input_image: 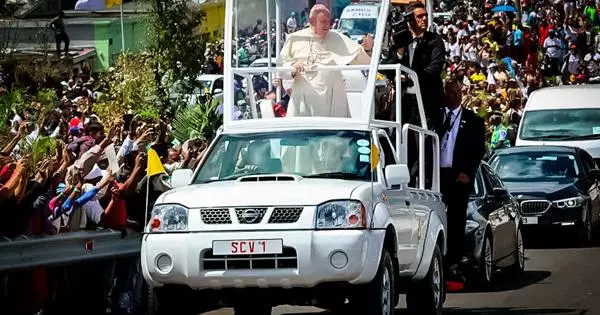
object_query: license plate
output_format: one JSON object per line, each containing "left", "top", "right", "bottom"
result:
{"left": 212, "top": 239, "right": 283, "bottom": 255}
{"left": 523, "top": 216, "right": 539, "bottom": 225}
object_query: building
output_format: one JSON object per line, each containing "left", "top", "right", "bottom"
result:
{"left": 0, "top": 0, "right": 148, "bottom": 71}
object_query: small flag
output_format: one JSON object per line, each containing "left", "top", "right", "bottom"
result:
{"left": 147, "top": 148, "right": 166, "bottom": 177}
{"left": 371, "top": 144, "right": 379, "bottom": 170}
{"left": 105, "top": 0, "right": 122, "bottom": 8}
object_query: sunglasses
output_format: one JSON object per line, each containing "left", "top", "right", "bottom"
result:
{"left": 415, "top": 13, "right": 427, "bottom": 19}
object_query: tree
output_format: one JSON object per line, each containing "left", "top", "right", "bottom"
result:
{"left": 145, "top": 0, "right": 207, "bottom": 109}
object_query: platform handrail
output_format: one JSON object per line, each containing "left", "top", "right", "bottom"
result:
{"left": 401, "top": 124, "right": 440, "bottom": 192}
{"left": 0, "top": 229, "right": 141, "bottom": 272}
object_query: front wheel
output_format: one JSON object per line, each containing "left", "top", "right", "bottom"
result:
{"left": 504, "top": 227, "right": 525, "bottom": 278}
{"left": 405, "top": 244, "right": 444, "bottom": 315}
{"left": 348, "top": 249, "right": 395, "bottom": 315}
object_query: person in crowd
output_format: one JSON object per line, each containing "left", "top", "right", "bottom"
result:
{"left": 49, "top": 11, "right": 70, "bottom": 57}
{"left": 489, "top": 111, "right": 511, "bottom": 153}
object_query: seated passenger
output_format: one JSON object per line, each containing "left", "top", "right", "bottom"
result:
{"left": 277, "top": 4, "right": 374, "bottom": 118}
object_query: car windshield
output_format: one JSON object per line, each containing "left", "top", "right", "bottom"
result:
{"left": 338, "top": 19, "right": 377, "bottom": 36}
{"left": 490, "top": 152, "right": 580, "bottom": 181}
{"left": 519, "top": 109, "right": 600, "bottom": 140}
{"left": 194, "top": 130, "right": 373, "bottom": 184}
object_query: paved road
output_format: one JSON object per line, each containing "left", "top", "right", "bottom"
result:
{"left": 201, "top": 238, "right": 600, "bottom": 315}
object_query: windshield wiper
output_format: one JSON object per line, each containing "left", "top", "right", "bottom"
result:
{"left": 522, "top": 135, "right": 575, "bottom": 140}
{"left": 304, "top": 172, "right": 366, "bottom": 180}
{"left": 562, "top": 134, "right": 600, "bottom": 140}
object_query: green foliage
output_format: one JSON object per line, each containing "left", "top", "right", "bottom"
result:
{"left": 171, "top": 99, "right": 222, "bottom": 143}
{"left": 93, "top": 53, "right": 159, "bottom": 122}
{"left": 34, "top": 88, "right": 59, "bottom": 115}
{"left": 19, "top": 136, "right": 57, "bottom": 167}
{"left": 145, "top": 0, "right": 207, "bottom": 97}
{"left": 0, "top": 88, "right": 25, "bottom": 137}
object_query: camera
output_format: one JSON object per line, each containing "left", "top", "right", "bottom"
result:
{"left": 387, "top": 6, "right": 414, "bottom": 48}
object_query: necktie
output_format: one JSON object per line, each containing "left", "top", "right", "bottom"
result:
{"left": 440, "top": 110, "right": 453, "bottom": 136}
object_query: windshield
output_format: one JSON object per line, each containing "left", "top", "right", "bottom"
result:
{"left": 338, "top": 18, "right": 377, "bottom": 36}
{"left": 490, "top": 152, "right": 580, "bottom": 181}
{"left": 194, "top": 130, "right": 373, "bottom": 184}
{"left": 519, "top": 109, "right": 600, "bottom": 140}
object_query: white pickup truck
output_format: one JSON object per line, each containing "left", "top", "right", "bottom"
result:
{"left": 142, "top": 1, "right": 447, "bottom": 314}
{"left": 142, "top": 119, "right": 447, "bottom": 315}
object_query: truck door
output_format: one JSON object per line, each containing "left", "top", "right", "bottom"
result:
{"left": 375, "top": 130, "right": 417, "bottom": 271}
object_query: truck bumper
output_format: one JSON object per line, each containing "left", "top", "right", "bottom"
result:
{"left": 141, "top": 229, "right": 385, "bottom": 289}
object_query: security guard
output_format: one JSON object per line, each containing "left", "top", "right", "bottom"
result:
{"left": 489, "top": 111, "right": 511, "bottom": 153}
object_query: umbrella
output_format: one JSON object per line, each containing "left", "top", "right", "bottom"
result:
{"left": 491, "top": 5, "right": 516, "bottom": 12}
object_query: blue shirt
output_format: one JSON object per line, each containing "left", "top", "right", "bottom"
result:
{"left": 513, "top": 29, "right": 523, "bottom": 46}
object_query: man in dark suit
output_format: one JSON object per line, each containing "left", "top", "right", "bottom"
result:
{"left": 436, "top": 79, "right": 486, "bottom": 278}
{"left": 381, "top": 2, "right": 446, "bottom": 188}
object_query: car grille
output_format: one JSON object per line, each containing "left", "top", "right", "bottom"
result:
{"left": 269, "top": 208, "right": 304, "bottom": 223}
{"left": 520, "top": 200, "right": 551, "bottom": 215}
{"left": 235, "top": 208, "right": 267, "bottom": 224}
{"left": 202, "top": 247, "right": 298, "bottom": 270}
{"left": 199, "top": 207, "right": 304, "bottom": 224}
{"left": 200, "top": 209, "right": 232, "bottom": 224}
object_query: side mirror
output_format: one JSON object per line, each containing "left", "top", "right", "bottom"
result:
{"left": 492, "top": 187, "right": 509, "bottom": 199}
{"left": 213, "top": 88, "right": 223, "bottom": 94}
{"left": 171, "top": 169, "right": 193, "bottom": 188}
{"left": 385, "top": 164, "right": 410, "bottom": 186}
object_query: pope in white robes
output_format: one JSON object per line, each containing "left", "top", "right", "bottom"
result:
{"left": 277, "top": 4, "right": 374, "bottom": 118}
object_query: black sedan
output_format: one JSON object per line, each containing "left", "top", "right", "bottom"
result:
{"left": 461, "top": 162, "right": 524, "bottom": 289}
{"left": 488, "top": 146, "right": 600, "bottom": 244}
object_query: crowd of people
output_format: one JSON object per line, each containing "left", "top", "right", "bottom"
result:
{"left": 435, "top": 0, "right": 600, "bottom": 155}
{"left": 1, "top": 0, "right": 599, "bottom": 313}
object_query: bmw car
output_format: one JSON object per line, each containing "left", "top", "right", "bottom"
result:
{"left": 489, "top": 146, "right": 600, "bottom": 244}
{"left": 461, "top": 162, "right": 524, "bottom": 289}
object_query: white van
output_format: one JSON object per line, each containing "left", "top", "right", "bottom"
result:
{"left": 516, "top": 85, "right": 600, "bottom": 164}
{"left": 337, "top": 2, "right": 381, "bottom": 42}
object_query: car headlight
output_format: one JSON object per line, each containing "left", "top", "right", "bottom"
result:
{"left": 316, "top": 200, "right": 366, "bottom": 229}
{"left": 553, "top": 196, "right": 585, "bottom": 209}
{"left": 148, "top": 204, "right": 188, "bottom": 232}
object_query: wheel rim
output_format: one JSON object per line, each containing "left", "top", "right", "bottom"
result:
{"left": 431, "top": 254, "right": 442, "bottom": 307}
{"left": 517, "top": 229, "right": 524, "bottom": 270}
{"left": 485, "top": 237, "right": 493, "bottom": 281}
{"left": 382, "top": 265, "right": 391, "bottom": 315}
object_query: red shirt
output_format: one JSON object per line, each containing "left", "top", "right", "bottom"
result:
{"left": 101, "top": 183, "right": 127, "bottom": 229}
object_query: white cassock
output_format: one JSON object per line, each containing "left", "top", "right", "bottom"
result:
{"left": 277, "top": 28, "right": 371, "bottom": 118}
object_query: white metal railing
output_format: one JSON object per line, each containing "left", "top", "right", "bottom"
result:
{"left": 401, "top": 124, "right": 440, "bottom": 193}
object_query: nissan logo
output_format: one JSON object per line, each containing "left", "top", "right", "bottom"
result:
{"left": 241, "top": 209, "right": 261, "bottom": 223}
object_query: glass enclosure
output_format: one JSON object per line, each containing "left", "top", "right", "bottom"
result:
{"left": 224, "top": 0, "right": 394, "bottom": 124}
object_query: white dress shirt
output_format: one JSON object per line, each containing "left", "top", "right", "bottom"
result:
{"left": 441, "top": 107, "right": 462, "bottom": 168}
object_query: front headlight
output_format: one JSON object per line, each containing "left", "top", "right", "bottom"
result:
{"left": 553, "top": 196, "right": 585, "bottom": 209}
{"left": 316, "top": 200, "right": 366, "bottom": 229}
{"left": 148, "top": 204, "right": 188, "bottom": 232}
{"left": 465, "top": 220, "right": 480, "bottom": 233}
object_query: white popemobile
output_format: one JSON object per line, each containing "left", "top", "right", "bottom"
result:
{"left": 141, "top": 1, "right": 447, "bottom": 314}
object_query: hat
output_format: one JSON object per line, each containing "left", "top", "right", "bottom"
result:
{"left": 84, "top": 164, "right": 103, "bottom": 180}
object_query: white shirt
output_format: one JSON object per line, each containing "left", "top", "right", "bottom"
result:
{"left": 441, "top": 107, "right": 462, "bottom": 168}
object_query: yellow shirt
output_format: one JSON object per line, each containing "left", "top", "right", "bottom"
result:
{"left": 470, "top": 72, "right": 486, "bottom": 83}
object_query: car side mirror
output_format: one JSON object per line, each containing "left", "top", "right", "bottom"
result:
{"left": 492, "top": 187, "right": 509, "bottom": 199}
{"left": 213, "top": 88, "right": 223, "bottom": 94}
{"left": 385, "top": 164, "right": 410, "bottom": 187}
{"left": 171, "top": 169, "right": 193, "bottom": 188}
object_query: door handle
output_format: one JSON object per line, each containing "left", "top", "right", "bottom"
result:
{"left": 405, "top": 200, "right": 411, "bottom": 206}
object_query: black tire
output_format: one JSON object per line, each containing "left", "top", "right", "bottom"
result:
{"left": 233, "top": 304, "right": 272, "bottom": 315}
{"left": 406, "top": 244, "right": 444, "bottom": 315}
{"left": 145, "top": 284, "right": 195, "bottom": 315}
{"left": 581, "top": 206, "right": 594, "bottom": 245}
{"left": 473, "top": 233, "right": 494, "bottom": 289}
{"left": 505, "top": 227, "right": 525, "bottom": 278}
{"left": 349, "top": 249, "right": 395, "bottom": 315}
